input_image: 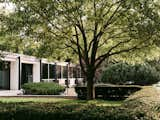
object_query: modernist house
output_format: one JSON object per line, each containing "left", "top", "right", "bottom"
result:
{"left": 0, "top": 52, "right": 84, "bottom": 90}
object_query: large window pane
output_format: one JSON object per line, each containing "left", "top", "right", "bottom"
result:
{"left": 73, "top": 67, "right": 77, "bottom": 78}
{"left": 49, "top": 64, "right": 56, "bottom": 79}
{"left": 77, "top": 67, "right": 81, "bottom": 78}
{"left": 42, "top": 64, "right": 48, "bottom": 79}
{"left": 69, "top": 67, "right": 73, "bottom": 78}
{"left": 21, "top": 63, "right": 33, "bottom": 85}
{"left": 0, "top": 61, "right": 10, "bottom": 90}
{"left": 56, "top": 65, "right": 61, "bottom": 78}
{"left": 62, "top": 66, "right": 67, "bottom": 78}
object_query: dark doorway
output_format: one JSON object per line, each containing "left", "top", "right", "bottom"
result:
{"left": 0, "top": 61, "right": 10, "bottom": 90}
{"left": 21, "top": 63, "right": 33, "bottom": 85}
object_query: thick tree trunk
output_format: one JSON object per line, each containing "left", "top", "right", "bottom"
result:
{"left": 87, "top": 78, "right": 94, "bottom": 100}
{"left": 86, "top": 68, "right": 95, "bottom": 100}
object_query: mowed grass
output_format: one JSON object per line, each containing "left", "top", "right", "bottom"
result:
{"left": 0, "top": 97, "right": 123, "bottom": 106}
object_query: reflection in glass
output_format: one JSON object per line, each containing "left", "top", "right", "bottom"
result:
{"left": 0, "top": 61, "right": 10, "bottom": 90}
{"left": 42, "top": 64, "right": 48, "bottom": 79}
{"left": 49, "top": 64, "right": 56, "bottom": 79}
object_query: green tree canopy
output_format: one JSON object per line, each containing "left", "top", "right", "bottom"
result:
{"left": 1, "top": 0, "right": 160, "bottom": 99}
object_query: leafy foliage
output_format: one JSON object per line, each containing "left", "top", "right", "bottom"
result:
{"left": 1, "top": 0, "right": 160, "bottom": 99}
{"left": 0, "top": 1, "right": 76, "bottom": 60}
{"left": 101, "top": 62, "right": 160, "bottom": 85}
{"left": 22, "top": 82, "right": 65, "bottom": 95}
{"left": 0, "top": 102, "right": 154, "bottom": 120}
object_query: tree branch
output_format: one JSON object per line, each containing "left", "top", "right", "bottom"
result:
{"left": 98, "top": 31, "right": 129, "bottom": 48}
{"left": 76, "top": 23, "right": 89, "bottom": 65}
{"left": 65, "top": 44, "right": 78, "bottom": 54}
{"left": 94, "top": 0, "right": 124, "bottom": 44}
{"left": 74, "top": 26, "right": 86, "bottom": 74}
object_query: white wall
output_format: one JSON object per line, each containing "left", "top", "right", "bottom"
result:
{"left": 69, "top": 78, "right": 76, "bottom": 87}
{"left": 58, "top": 78, "right": 66, "bottom": 86}
{"left": 33, "top": 62, "right": 40, "bottom": 83}
{"left": 58, "top": 78, "right": 77, "bottom": 87}
{"left": 1, "top": 52, "right": 83, "bottom": 90}
{"left": 10, "top": 60, "right": 19, "bottom": 90}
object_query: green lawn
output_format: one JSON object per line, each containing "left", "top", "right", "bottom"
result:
{"left": 0, "top": 87, "right": 157, "bottom": 120}
{"left": 0, "top": 97, "right": 123, "bottom": 106}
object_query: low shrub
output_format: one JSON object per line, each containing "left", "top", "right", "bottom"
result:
{"left": 101, "top": 62, "right": 160, "bottom": 85}
{"left": 22, "top": 82, "right": 65, "bottom": 95}
{"left": 75, "top": 85, "right": 141, "bottom": 100}
{"left": 0, "top": 102, "right": 153, "bottom": 120}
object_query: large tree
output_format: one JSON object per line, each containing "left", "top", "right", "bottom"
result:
{"left": 0, "top": 1, "right": 75, "bottom": 60}
{"left": 2, "top": 0, "right": 160, "bottom": 99}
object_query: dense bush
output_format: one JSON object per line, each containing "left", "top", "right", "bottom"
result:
{"left": 101, "top": 62, "right": 160, "bottom": 85}
{"left": 22, "top": 82, "right": 65, "bottom": 95}
{"left": 124, "top": 87, "right": 160, "bottom": 120}
{"left": 75, "top": 85, "right": 141, "bottom": 100}
{"left": 0, "top": 102, "right": 153, "bottom": 120}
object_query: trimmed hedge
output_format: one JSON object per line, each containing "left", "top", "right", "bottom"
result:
{"left": 101, "top": 62, "right": 160, "bottom": 85}
{"left": 22, "top": 82, "right": 65, "bottom": 95}
{"left": 0, "top": 102, "right": 153, "bottom": 120}
{"left": 75, "top": 85, "right": 141, "bottom": 100}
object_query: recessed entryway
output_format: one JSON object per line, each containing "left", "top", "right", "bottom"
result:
{"left": 21, "top": 63, "right": 33, "bottom": 85}
{"left": 0, "top": 61, "right": 10, "bottom": 90}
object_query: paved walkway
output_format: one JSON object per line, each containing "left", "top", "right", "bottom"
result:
{"left": 0, "top": 88, "right": 77, "bottom": 97}
{"left": 0, "top": 90, "right": 23, "bottom": 96}
{"left": 64, "top": 87, "right": 77, "bottom": 96}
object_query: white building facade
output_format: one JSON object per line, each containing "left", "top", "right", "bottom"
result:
{"left": 0, "top": 52, "right": 84, "bottom": 90}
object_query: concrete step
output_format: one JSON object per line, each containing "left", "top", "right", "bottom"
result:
{"left": 63, "top": 88, "right": 77, "bottom": 96}
{"left": 0, "top": 90, "right": 23, "bottom": 96}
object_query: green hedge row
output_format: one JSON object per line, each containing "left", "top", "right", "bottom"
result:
{"left": 75, "top": 85, "right": 141, "bottom": 100}
{"left": 0, "top": 102, "right": 152, "bottom": 120}
{"left": 22, "top": 82, "right": 65, "bottom": 95}
{"left": 101, "top": 62, "right": 160, "bottom": 85}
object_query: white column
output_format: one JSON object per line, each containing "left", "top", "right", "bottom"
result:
{"left": 33, "top": 63, "right": 40, "bottom": 83}
{"left": 10, "top": 59, "right": 19, "bottom": 90}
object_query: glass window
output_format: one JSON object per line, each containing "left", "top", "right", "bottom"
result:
{"left": 77, "top": 67, "right": 81, "bottom": 78}
{"left": 0, "top": 61, "right": 10, "bottom": 90}
{"left": 62, "top": 66, "right": 67, "bottom": 78}
{"left": 49, "top": 64, "right": 56, "bottom": 79}
{"left": 42, "top": 64, "right": 48, "bottom": 79}
{"left": 73, "top": 67, "right": 77, "bottom": 78}
{"left": 69, "top": 67, "right": 73, "bottom": 78}
{"left": 21, "top": 63, "right": 33, "bottom": 85}
{"left": 56, "top": 65, "right": 61, "bottom": 78}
